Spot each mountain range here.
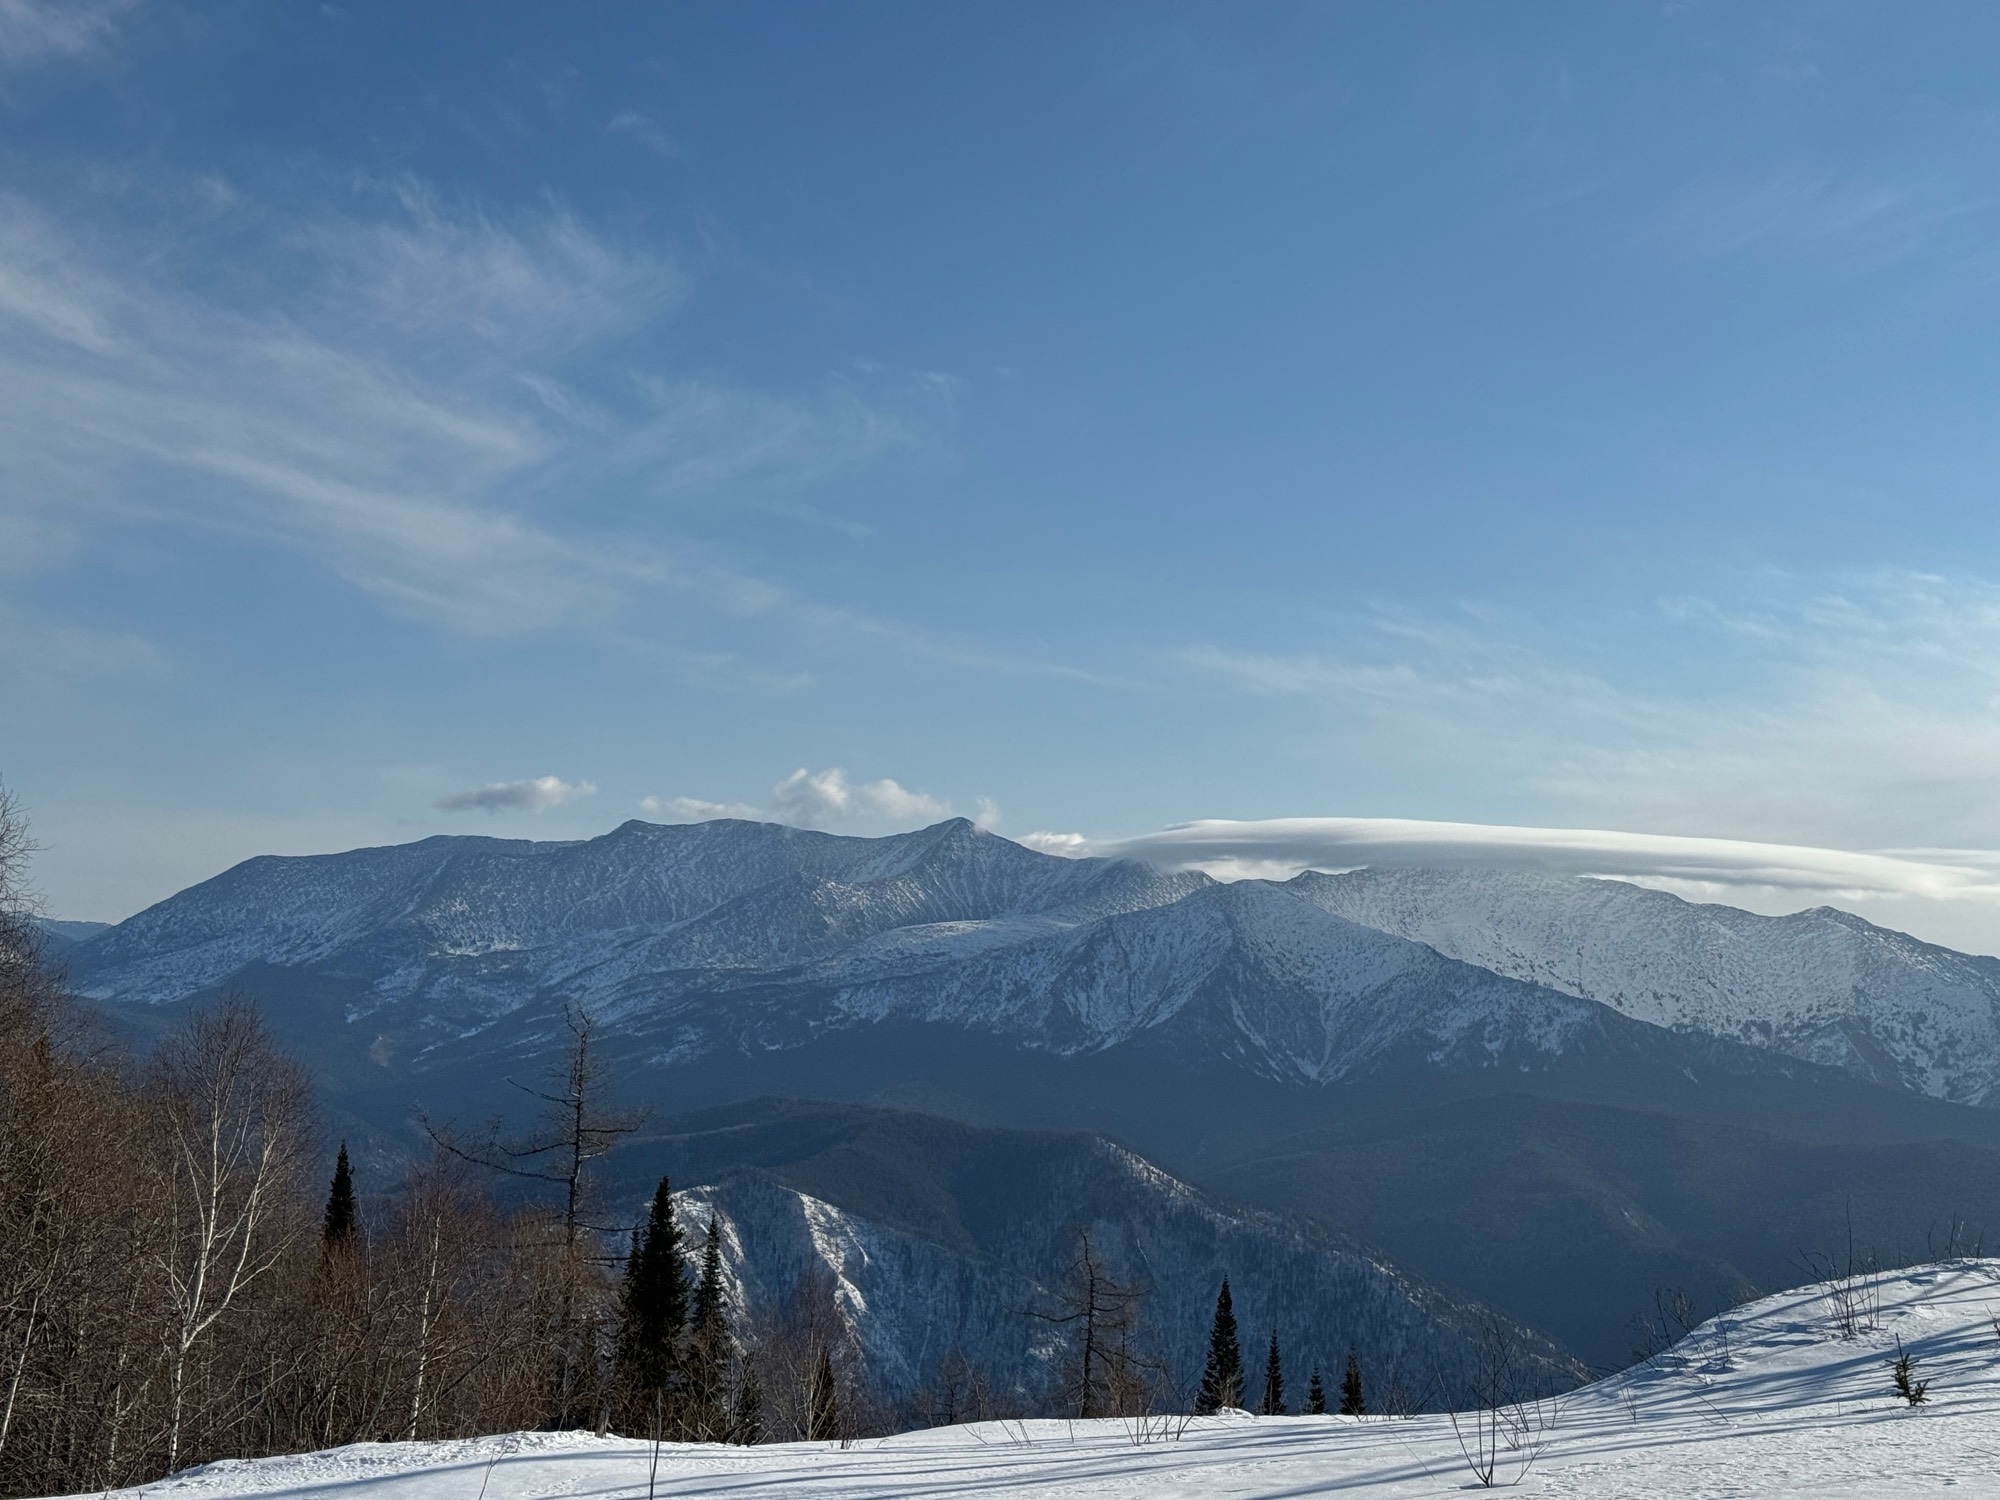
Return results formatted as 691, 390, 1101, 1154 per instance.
51, 816, 2000, 1370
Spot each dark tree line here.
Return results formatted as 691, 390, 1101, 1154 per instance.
1192, 1276, 1369, 1418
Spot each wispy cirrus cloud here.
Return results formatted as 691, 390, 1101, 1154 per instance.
1181, 571, 2000, 856
435, 775, 596, 814
0, 180, 954, 639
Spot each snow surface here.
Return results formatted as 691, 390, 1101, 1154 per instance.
85, 1262, 2000, 1499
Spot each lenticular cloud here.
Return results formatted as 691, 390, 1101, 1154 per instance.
1039, 816, 2000, 903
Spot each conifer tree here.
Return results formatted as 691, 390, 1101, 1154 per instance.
1306, 1367, 1327, 1415
323, 1142, 359, 1247
1339, 1350, 1365, 1416
1195, 1277, 1243, 1413
1259, 1330, 1285, 1415
616, 1177, 689, 1419
683, 1215, 730, 1439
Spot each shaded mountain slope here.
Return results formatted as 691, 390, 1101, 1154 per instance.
615, 1099, 1582, 1404
1203, 1090, 2000, 1367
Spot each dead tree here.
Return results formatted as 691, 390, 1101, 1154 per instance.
427, 1003, 640, 1427
1028, 1228, 1156, 1419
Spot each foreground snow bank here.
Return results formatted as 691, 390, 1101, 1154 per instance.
87, 1262, 2000, 1499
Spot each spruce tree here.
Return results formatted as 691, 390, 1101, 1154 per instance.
616, 1177, 689, 1414
322, 1143, 358, 1247
1339, 1350, 1365, 1416
1259, 1330, 1285, 1415
683, 1215, 730, 1439
1306, 1367, 1327, 1415
1195, 1278, 1244, 1413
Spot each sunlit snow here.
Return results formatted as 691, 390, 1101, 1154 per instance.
79, 1262, 2000, 1500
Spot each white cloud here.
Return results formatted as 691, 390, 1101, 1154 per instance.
1066, 817, 1999, 897
638, 795, 760, 822
435, 775, 596, 814
768, 767, 950, 829
974, 796, 1003, 832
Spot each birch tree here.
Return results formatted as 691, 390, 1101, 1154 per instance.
149, 1000, 314, 1472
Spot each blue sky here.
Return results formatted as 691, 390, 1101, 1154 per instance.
9, 1, 2000, 947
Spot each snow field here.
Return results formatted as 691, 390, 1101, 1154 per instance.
91, 1261, 2000, 1500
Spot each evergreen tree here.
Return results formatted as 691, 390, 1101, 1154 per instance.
1195, 1277, 1243, 1413
683, 1215, 730, 1439
805, 1342, 840, 1441
1259, 1330, 1285, 1415
616, 1177, 689, 1416
1306, 1367, 1327, 1415
1339, 1350, 1365, 1416
322, 1143, 358, 1247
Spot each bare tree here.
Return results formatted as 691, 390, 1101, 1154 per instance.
1027, 1228, 1158, 1419
427, 1004, 641, 1427
1447, 1314, 1556, 1489
757, 1268, 877, 1443
908, 1347, 1012, 1428
148, 999, 316, 1472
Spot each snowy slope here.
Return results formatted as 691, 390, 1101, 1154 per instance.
805, 879, 1613, 1082
1295, 867, 2000, 1104
89, 1260, 2000, 1499
73, 819, 1205, 1023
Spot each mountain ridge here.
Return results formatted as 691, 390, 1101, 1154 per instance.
65, 817, 2000, 1111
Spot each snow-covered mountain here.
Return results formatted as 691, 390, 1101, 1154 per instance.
73, 819, 1204, 1040
1292, 867, 2000, 1105
62, 817, 2000, 1106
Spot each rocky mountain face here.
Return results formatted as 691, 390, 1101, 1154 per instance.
624, 1100, 1580, 1407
